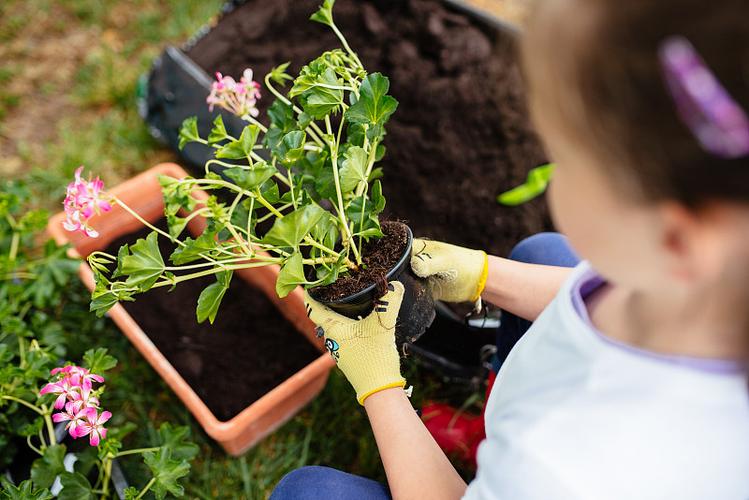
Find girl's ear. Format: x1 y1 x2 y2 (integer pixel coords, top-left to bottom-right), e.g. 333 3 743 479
658 202 730 284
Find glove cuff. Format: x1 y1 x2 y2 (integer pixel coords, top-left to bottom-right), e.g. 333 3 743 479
357 379 407 405
470 252 489 302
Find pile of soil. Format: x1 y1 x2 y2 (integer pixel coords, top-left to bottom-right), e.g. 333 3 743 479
187 0 552 259
311 221 409 302
104 221 321 421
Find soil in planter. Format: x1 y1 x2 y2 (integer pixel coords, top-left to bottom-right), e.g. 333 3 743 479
311 221 408 302
187 0 552 260
103 220 321 421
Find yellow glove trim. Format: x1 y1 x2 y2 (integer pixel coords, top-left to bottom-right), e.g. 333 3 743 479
357 379 407 406
470 252 489 302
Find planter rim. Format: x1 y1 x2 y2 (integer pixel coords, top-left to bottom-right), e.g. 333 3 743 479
309 223 413 306
47 163 334 454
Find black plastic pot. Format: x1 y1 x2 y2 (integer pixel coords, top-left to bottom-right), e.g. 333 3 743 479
403 301 499 386
308 223 436 348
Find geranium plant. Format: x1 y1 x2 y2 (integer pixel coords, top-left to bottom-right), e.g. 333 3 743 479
0 180 197 499
0 349 197 500
79 0 400 323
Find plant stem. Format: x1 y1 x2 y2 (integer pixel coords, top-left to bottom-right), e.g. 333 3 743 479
26 436 43 455
253 189 285 218
151 261 277 289
113 198 185 247
164 254 279 271
240 115 268 133
8 232 19 262
330 22 363 69
263 74 325 146
325 116 361 265
43 409 56 446
1 395 44 415
135 478 156 500
101 457 112 498
116 446 160 458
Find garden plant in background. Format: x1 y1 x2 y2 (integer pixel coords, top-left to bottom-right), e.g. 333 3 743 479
0 180 90 468
74 0 431 335
0 181 198 499
1 349 198 500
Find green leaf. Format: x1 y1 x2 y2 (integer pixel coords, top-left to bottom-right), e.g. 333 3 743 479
297 68 343 119
310 0 335 26
276 252 306 298
166 214 188 240
159 175 197 216
268 62 293 86
224 163 278 191
497 163 555 206
262 204 326 248
0 478 53 500
310 212 339 253
123 487 139 500
277 131 306 165
345 73 398 140
215 125 260 160
57 472 94 500
339 146 368 192
30 445 66 490
157 423 199 461
83 347 117 374
120 232 164 291
169 230 216 265
207 115 229 144
196 270 232 324
178 117 200 150
144 449 191 500
89 274 126 317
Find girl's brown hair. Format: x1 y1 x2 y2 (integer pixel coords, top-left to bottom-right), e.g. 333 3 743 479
522 0 749 206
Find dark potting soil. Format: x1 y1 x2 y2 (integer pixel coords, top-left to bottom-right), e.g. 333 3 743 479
311 221 409 302
103 220 321 421
187 0 552 260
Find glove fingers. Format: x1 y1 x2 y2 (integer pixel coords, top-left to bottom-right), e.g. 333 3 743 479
303 290 346 328
368 281 405 329
411 239 453 278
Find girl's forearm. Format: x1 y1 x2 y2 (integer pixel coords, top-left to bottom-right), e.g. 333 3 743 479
482 255 573 321
364 388 467 500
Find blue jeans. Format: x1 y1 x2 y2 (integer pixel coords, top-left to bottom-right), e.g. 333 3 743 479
270 466 391 500
270 233 578 500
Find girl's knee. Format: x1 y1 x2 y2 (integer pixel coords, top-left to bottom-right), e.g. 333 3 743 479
509 232 579 268
270 466 332 499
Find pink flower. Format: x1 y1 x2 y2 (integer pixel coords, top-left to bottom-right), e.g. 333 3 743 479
43 364 111 445
52 402 88 436
63 166 112 238
40 377 78 410
67 384 100 412
206 68 261 118
73 407 111 446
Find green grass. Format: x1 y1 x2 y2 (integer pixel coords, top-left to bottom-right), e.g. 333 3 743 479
2 1 482 497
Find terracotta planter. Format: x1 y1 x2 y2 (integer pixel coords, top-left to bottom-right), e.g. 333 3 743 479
47 163 335 455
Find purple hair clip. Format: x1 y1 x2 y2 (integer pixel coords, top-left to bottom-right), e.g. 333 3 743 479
658 36 749 159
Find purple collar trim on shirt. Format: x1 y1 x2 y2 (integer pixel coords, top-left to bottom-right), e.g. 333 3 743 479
570 265 745 375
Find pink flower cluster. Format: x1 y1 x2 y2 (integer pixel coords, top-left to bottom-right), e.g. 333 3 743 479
206 69 261 118
63 166 112 238
40 365 111 446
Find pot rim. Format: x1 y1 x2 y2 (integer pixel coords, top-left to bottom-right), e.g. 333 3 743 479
309 222 413 306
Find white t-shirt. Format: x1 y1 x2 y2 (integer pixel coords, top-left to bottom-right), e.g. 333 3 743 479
463 262 749 500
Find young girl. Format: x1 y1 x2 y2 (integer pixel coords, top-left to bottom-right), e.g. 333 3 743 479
271 0 749 498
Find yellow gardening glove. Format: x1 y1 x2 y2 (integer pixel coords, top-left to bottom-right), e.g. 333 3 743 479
410 239 489 303
304 282 406 405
